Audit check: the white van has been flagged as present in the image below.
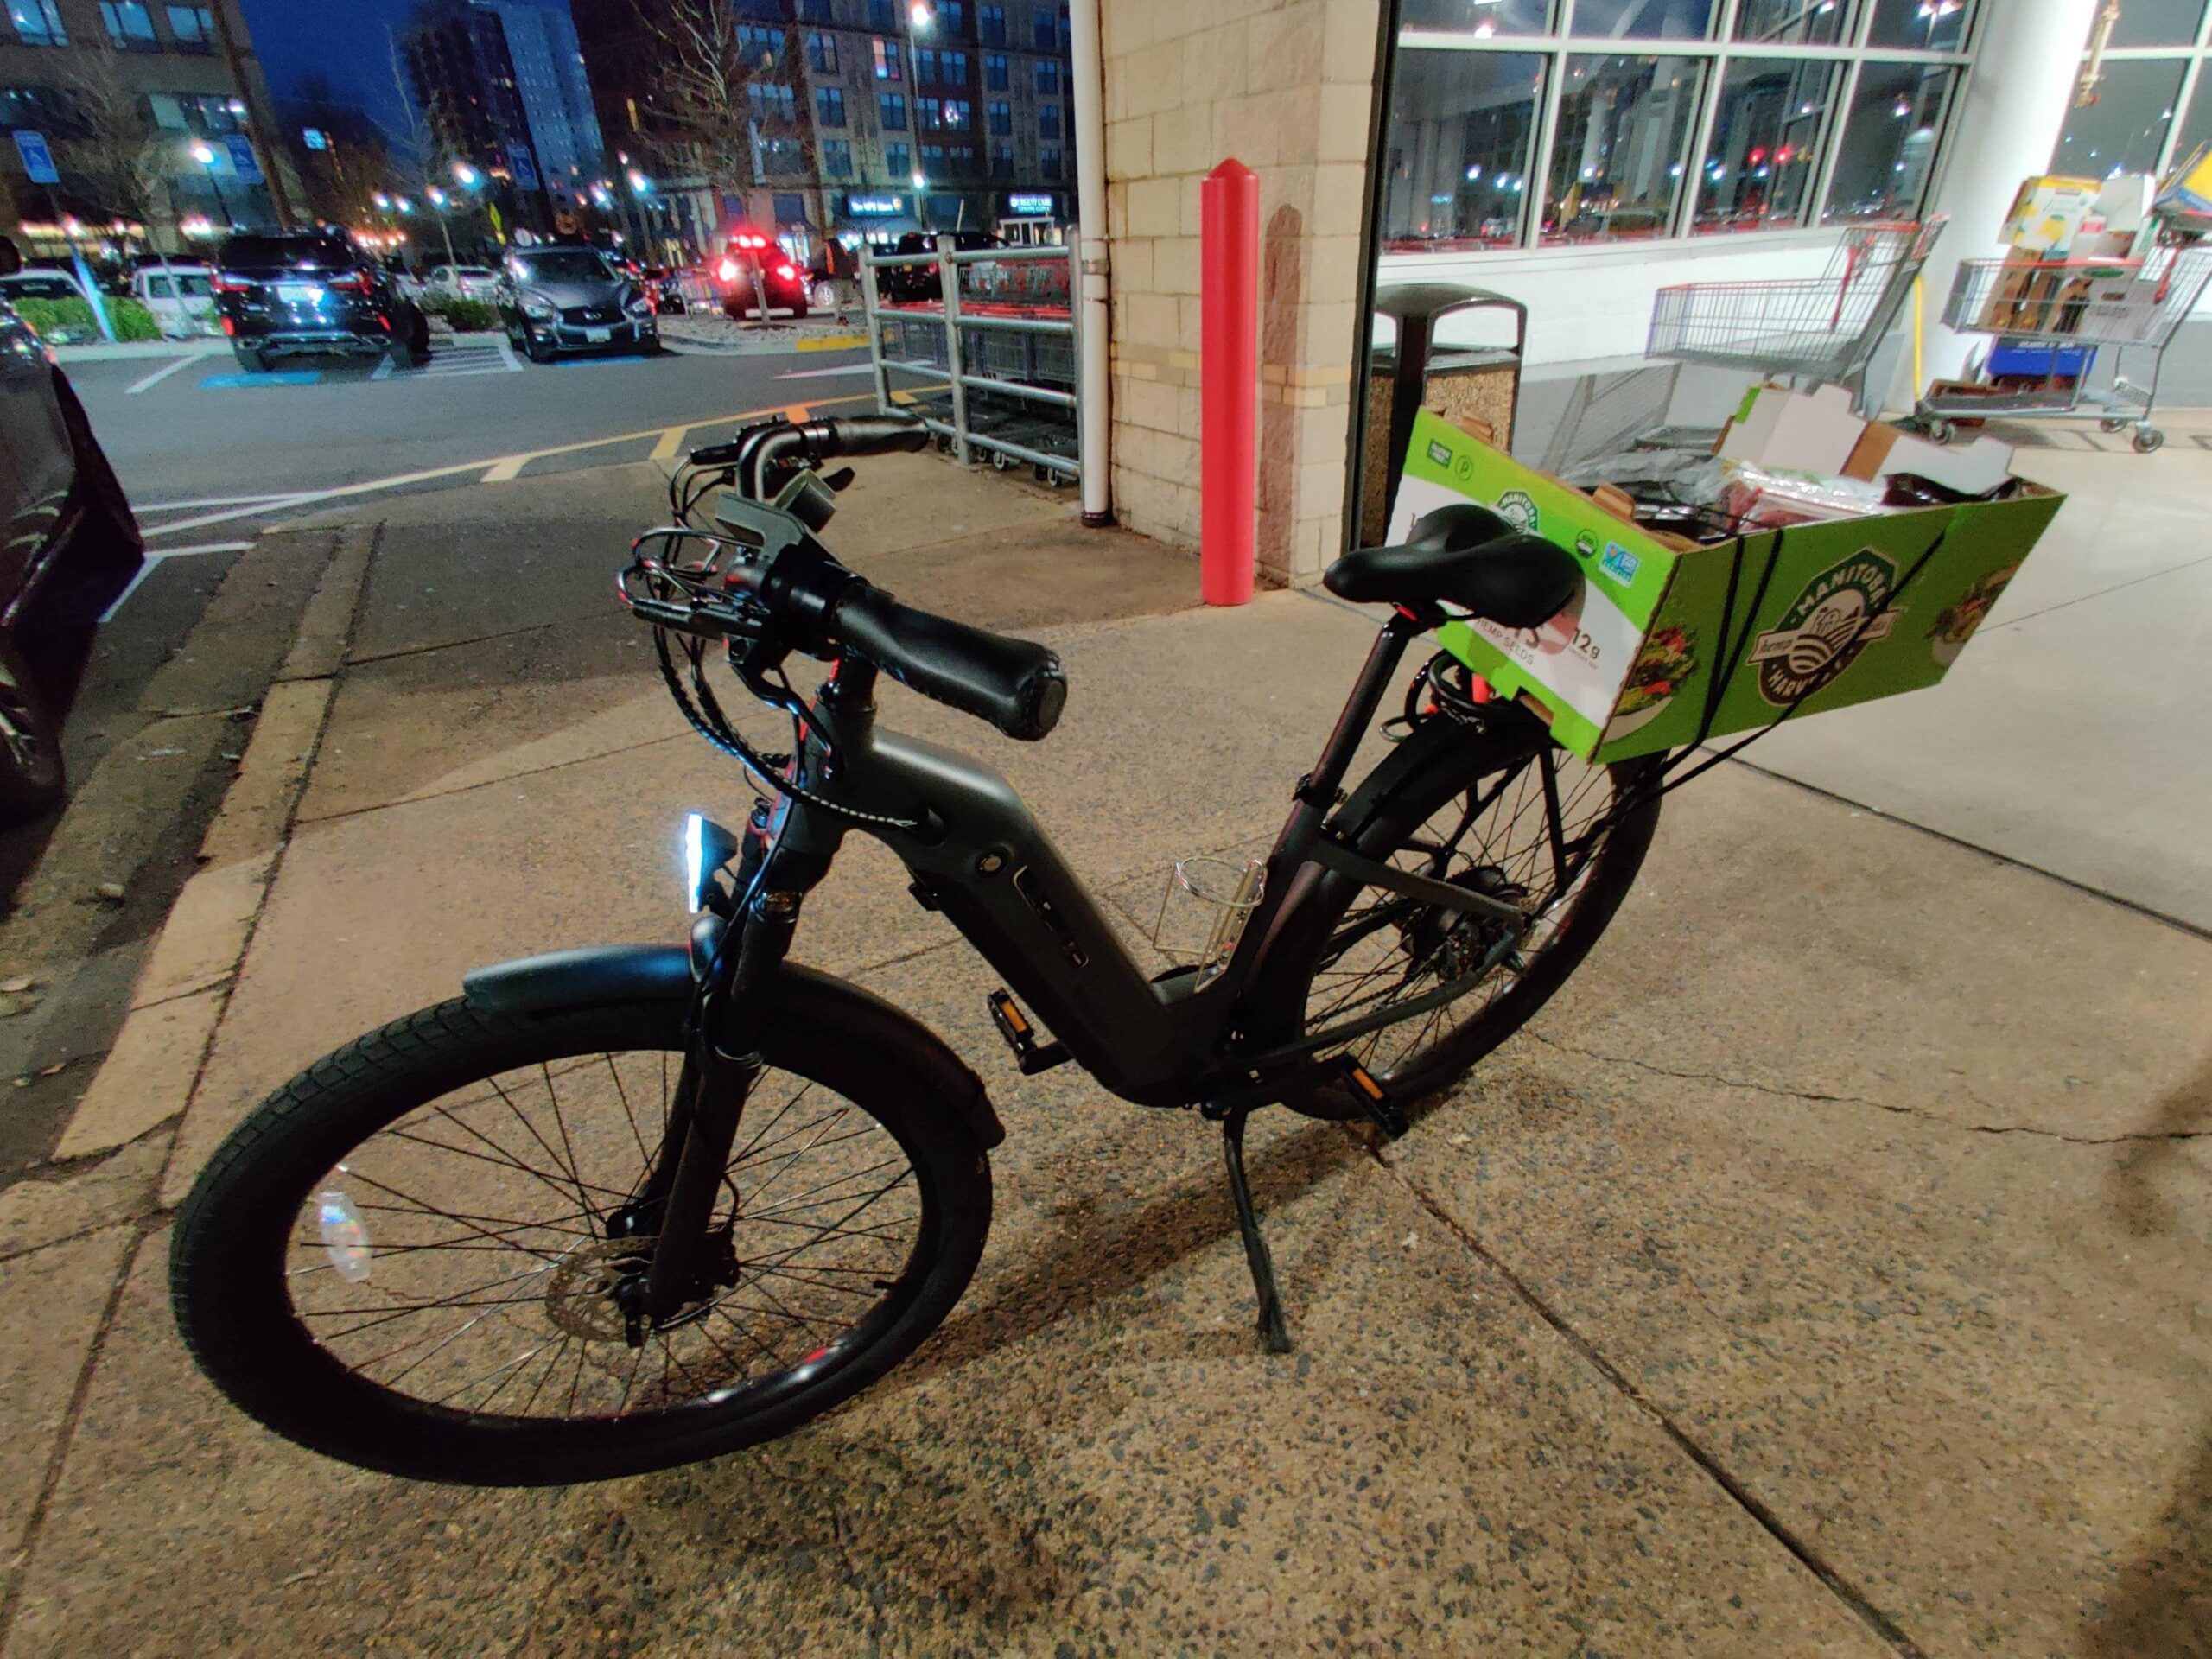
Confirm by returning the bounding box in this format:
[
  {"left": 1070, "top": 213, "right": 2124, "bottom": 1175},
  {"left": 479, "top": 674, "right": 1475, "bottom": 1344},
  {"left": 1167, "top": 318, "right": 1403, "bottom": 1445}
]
[{"left": 130, "top": 263, "right": 219, "bottom": 338}]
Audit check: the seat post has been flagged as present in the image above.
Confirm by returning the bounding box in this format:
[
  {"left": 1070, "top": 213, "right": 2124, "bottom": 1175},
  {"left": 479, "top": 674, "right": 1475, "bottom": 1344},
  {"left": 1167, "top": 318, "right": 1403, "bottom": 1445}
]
[{"left": 1299, "top": 607, "right": 1432, "bottom": 814}]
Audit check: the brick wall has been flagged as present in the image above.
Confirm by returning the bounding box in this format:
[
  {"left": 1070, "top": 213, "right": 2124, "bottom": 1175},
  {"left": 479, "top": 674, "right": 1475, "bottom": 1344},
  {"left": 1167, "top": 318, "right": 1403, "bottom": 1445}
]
[{"left": 1101, "top": 0, "right": 1377, "bottom": 585}]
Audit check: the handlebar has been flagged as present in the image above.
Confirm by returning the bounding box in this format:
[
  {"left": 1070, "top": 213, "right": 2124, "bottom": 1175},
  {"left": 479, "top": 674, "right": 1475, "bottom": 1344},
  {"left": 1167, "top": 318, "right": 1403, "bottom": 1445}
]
[
  {"left": 685, "top": 411, "right": 930, "bottom": 479},
  {"left": 832, "top": 585, "right": 1065, "bottom": 742}
]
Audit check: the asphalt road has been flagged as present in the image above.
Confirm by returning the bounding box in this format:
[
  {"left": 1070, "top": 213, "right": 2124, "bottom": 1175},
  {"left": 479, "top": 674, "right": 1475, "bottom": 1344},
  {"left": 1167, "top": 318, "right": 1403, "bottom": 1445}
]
[
  {"left": 67, "top": 331, "right": 875, "bottom": 542},
  {"left": 58, "top": 329, "right": 872, "bottom": 728}
]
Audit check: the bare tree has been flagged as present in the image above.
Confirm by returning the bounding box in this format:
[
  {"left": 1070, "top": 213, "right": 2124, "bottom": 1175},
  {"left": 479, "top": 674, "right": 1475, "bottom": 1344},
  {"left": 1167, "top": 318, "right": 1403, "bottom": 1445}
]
[
  {"left": 52, "top": 48, "right": 173, "bottom": 245},
  {"left": 634, "top": 1, "right": 827, "bottom": 215}
]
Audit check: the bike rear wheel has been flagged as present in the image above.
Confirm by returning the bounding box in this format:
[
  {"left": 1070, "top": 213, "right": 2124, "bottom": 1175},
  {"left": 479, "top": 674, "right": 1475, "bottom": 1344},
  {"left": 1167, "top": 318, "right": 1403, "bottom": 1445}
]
[
  {"left": 1251, "top": 709, "right": 1662, "bottom": 1117},
  {"left": 170, "top": 995, "right": 991, "bottom": 1485}
]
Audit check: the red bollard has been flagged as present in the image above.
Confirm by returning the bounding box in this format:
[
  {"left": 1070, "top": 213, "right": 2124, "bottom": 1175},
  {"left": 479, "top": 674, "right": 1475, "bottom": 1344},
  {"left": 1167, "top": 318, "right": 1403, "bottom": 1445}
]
[{"left": 1200, "top": 158, "right": 1259, "bottom": 607}]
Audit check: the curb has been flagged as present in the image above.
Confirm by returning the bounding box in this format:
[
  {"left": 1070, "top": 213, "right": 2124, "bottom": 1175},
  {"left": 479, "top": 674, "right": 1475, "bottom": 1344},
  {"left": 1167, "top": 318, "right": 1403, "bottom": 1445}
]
[{"left": 51, "top": 524, "right": 376, "bottom": 1168}]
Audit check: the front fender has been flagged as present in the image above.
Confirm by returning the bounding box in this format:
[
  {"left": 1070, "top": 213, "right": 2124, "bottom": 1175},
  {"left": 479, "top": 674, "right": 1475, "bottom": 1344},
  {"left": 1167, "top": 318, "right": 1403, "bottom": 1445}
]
[{"left": 462, "top": 944, "right": 1005, "bottom": 1150}]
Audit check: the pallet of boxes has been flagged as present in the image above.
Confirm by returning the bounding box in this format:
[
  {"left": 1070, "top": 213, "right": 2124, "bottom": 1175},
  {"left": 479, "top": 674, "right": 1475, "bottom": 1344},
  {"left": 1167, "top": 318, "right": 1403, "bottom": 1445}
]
[{"left": 1389, "top": 392, "right": 2061, "bottom": 760}]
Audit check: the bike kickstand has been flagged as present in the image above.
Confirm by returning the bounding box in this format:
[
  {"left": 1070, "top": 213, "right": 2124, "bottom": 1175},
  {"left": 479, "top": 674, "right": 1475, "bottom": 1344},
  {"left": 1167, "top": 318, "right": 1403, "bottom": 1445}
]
[{"left": 1217, "top": 1105, "right": 1294, "bottom": 1355}]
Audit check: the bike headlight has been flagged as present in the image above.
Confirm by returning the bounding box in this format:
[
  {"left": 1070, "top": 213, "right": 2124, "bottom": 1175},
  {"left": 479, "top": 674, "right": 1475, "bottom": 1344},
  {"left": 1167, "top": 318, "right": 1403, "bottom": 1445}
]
[
  {"left": 520, "top": 294, "right": 556, "bottom": 321},
  {"left": 682, "top": 812, "right": 741, "bottom": 912}
]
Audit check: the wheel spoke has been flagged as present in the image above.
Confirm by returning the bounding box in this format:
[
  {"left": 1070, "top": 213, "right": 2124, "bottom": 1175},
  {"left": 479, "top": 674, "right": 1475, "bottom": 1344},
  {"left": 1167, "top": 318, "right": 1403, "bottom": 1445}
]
[{"left": 267, "top": 1040, "right": 936, "bottom": 1431}]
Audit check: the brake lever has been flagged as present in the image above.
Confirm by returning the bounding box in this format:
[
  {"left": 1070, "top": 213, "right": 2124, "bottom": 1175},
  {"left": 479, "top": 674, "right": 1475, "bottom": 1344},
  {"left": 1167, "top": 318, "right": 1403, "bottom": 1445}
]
[{"left": 823, "top": 467, "right": 856, "bottom": 494}]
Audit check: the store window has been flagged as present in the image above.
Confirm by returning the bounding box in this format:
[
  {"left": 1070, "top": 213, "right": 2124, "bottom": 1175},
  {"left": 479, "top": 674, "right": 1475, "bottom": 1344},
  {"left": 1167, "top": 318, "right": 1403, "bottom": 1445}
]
[
  {"left": 2107, "top": 0, "right": 2204, "bottom": 48},
  {"left": 1865, "top": 0, "right": 1972, "bottom": 52},
  {"left": 1542, "top": 54, "right": 1704, "bottom": 243},
  {"left": 1732, "top": 0, "right": 1849, "bottom": 47},
  {"left": 1568, "top": 0, "right": 1712, "bottom": 39},
  {"left": 2170, "top": 68, "right": 2212, "bottom": 166},
  {"left": 1401, "top": 0, "right": 1554, "bottom": 33},
  {"left": 2054, "top": 57, "right": 2188, "bottom": 177},
  {"left": 1381, "top": 0, "right": 1973, "bottom": 251},
  {"left": 1383, "top": 49, "right": 1544, "bottom": 249},
  {"left": 1822, "top": 60, "right": 1952, "bottom": 223},
  {"left": 1694, "top": 58, "right": 1836, "bottom": 233}
]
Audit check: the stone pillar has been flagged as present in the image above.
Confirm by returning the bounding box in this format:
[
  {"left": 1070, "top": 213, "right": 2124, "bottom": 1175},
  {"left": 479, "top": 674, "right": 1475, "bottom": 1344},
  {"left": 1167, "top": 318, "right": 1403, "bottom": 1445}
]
[
  {"left": 1102, "top": 0, "right": 1379, "bottom": 586},
  {"left": 1916, "top": 0, "right": 2098, "bottom": 387}
]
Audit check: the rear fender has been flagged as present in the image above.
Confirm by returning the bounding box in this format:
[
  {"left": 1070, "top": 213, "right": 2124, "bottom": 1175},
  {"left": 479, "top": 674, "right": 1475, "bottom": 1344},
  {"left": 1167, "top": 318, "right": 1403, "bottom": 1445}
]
[{"left": 463, "top": 944, "right": 1004, "bottom": 1149}]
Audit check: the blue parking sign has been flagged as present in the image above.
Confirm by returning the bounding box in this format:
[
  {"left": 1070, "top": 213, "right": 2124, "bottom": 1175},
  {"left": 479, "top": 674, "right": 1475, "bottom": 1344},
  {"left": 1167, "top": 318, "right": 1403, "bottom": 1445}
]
[
  {"left": 11, "top": 130, "right": 59, "bottom": 187},
  {"left": 508, "top": 144, "right": 539, "bottom": 188},
  {"left": 224, "top": 134, "right": 262, "bottom": 183}
]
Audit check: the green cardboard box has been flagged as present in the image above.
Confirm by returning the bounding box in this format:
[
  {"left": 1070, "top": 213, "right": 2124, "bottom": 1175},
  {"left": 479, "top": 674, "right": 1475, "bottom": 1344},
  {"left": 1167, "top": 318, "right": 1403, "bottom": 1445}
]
[{"left": 1392, "top": 410, "right": 2065, "bottom": 762}]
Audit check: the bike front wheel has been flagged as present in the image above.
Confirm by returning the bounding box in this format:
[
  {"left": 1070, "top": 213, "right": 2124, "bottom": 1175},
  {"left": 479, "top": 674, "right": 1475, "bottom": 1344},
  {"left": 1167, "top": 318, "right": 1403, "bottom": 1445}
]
[{"left": 170, "top": 994, "right": 992, "bottom": 1485}]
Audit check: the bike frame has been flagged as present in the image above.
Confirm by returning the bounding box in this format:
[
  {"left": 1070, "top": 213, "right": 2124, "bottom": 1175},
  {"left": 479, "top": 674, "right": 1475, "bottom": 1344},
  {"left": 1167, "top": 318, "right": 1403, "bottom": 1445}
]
[{"left": 706, "top": 606, "right": 1529, "bottom": 1114}]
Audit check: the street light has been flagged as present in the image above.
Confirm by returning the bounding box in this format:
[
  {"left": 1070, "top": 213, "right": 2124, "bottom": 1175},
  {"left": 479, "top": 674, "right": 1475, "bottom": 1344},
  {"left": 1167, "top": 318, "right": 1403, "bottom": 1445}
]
[
  {"left": 627, "top": 169, "right": 651, "bottom": 194},
  {"left": 453, "top": 162, "right": 480, "bottom": 187},
  {"left": 189, "top": 140, "right": 232, "bottom": 228},
  {"left": 372, "top": 191, "right": 391, "bottom": 211},
  {"left": 909, "top": 1, "right": 931, "bottom": 26}
]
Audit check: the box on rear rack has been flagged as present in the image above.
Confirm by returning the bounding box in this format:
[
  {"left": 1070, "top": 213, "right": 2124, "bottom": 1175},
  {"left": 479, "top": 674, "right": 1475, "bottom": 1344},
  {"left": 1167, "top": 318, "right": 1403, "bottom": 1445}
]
[{"left": 1389, "top": 407, "right": 2064, "bottom": 763}]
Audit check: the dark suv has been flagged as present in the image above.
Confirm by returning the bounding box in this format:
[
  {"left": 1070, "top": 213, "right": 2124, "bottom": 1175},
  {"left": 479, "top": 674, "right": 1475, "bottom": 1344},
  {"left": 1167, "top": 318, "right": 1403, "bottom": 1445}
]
[
  {"left": 878, "top": 231, "right": 1006, "bottom": 304},
  {"left": 212, "top": 232, "right": 429, "bottom": 372}
]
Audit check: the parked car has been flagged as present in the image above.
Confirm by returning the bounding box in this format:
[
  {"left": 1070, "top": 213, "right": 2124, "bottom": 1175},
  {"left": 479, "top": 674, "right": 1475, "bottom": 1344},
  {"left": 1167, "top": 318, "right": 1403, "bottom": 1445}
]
[
  {"left": 876, "top": 231, "right": 1006, "bottom": 304},
  {"left": 805, "top": 243, "right": 861, "bottom": 312},
  {"left": 426, "top": 264, "right": 500, "bottom": 303},
  {"left": 0, "top": 255, "right": 144, "bottom": 823},
  {"left": 130, "top": 262, "right": 219, "bottom": 338},
  {"left": 211, "top": 232, "right": 431, "bottom": 372},
  {"left": 715, "top": 232, "right": 809, "bottom": 320},
  {"left": 644, "top": 265, "right": 688, "bottom": 315},
  {"left": 494, "top": 245, "right": 658, "bottom": 363},
  {"left": 0, "top": 270, "right": 99, "bottom": 342}
]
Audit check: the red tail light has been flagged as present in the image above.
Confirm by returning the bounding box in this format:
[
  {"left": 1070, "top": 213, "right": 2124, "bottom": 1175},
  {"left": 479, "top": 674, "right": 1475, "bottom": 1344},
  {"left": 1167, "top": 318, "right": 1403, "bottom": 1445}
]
[
  {"left": 717, "top": 257, "right": 740, "bottom": 283},
  {"left": 219, "top": 315, "right": 234, "bottom": 335},
  {"left": 776, "top": 264, "right": 797, "bottom": 281},
  {"left": 325, "top": 270, "right": 370, "bottom": 291},
  {"left": 210, "top": 274, "right": 253, "bottom": 293}
]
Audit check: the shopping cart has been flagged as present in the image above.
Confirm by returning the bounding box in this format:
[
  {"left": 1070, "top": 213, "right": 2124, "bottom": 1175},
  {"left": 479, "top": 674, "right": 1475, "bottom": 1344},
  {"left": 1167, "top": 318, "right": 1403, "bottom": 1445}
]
[
  {"left": 1911, "top": 238, "right": 2212, "bottom": 454},
  {"left": 1646, "top": 219, "right": 1945, "bottom": 415}
]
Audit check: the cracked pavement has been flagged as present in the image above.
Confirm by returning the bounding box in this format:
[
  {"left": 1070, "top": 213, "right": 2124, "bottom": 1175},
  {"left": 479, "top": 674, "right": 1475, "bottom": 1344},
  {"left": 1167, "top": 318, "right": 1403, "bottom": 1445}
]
[{"left": 0, "top": 455, "right": 2205, "bottom": 1656}]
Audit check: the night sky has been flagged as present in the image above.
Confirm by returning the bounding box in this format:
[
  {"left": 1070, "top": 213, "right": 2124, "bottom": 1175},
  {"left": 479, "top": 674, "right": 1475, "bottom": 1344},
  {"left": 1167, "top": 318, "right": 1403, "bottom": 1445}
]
[{"left": 238, "top": 0, "right": 429, "bottom": 146}]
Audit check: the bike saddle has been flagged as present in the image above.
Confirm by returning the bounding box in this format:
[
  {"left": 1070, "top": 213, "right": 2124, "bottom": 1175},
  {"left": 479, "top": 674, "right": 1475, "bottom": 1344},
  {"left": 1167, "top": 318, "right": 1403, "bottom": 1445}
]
[{"left": 1324, "top": 503, "right": 1580, "bottom": 628}]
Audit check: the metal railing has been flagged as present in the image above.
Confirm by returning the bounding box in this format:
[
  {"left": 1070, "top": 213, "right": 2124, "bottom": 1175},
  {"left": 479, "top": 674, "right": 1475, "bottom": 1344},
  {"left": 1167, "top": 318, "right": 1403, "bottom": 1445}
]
[{"left": 860, "top": 235, "right": 1083, "bottom": 482}]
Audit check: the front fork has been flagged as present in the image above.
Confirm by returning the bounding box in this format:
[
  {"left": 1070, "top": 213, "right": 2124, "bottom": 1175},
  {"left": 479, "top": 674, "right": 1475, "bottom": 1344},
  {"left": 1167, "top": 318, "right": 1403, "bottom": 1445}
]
[{"left": 621, "top": 803, "right": 831, "bottom": 1329}]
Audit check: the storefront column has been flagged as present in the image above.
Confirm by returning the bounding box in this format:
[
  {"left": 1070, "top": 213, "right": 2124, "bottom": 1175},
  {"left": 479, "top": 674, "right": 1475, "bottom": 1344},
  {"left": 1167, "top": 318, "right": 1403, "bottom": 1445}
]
[
  {"left": 1916, "top": 0, "right": 2096, "bottom": 389},
  {"left": 1101, "top": 0, "right": 1380, "bottom": 585}
]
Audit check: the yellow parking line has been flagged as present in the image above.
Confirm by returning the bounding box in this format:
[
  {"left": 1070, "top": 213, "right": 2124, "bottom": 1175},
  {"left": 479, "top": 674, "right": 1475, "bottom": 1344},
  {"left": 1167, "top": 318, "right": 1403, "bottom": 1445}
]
[
  {"left": 650, "top": 425, "right": 688, "bottom": 461},
  {"left": 795, "top": 333, "right": 867, "bottom": 352},
  {"left": 480, "top": 454, "right": 529, "bottom": 483}
]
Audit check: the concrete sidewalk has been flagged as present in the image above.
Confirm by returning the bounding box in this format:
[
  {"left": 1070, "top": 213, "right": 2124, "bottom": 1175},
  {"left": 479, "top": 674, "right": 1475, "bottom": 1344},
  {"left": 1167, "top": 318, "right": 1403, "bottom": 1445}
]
[{"left": 1, "top": 454, "right": 2205, "bottom": 1656}]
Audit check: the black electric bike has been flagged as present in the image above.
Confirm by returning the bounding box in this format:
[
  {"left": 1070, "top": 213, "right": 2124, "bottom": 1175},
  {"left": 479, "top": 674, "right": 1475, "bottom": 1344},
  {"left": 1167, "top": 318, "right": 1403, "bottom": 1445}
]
[{"left": 170, "top": 412, "right": 1662, "bottom": 1485}]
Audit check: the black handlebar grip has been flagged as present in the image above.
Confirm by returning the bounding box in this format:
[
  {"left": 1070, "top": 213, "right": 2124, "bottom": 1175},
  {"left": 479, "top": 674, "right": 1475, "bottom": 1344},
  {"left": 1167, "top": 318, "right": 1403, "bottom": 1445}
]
[
  {"left": 819, "top": 414, "right": 931, "bottom": 457},
  {"left": 832, "top": 584, "right": 1066, "bottom": 741}
]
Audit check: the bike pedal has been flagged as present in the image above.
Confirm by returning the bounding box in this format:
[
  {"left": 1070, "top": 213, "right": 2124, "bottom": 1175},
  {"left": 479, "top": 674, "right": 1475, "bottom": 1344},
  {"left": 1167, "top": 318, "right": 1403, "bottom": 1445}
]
[
  {"left": 987, "top": 988, "right": 1071, "bottom": 1077},
  {"left": 1341, "top": 1060, "right": 1408, "bottom": 1140}
]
